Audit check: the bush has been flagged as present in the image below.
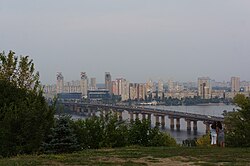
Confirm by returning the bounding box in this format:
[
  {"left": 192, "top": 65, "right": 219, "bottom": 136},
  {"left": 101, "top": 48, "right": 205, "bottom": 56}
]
[
  {"left": 72, "top": 113, "right": 176, "bottom": 150},
  {"left": 196, "top": 133, "right": 211, "bottom": 147},
  {"left": 224, "top": 94, "right": 250, "bottom": 147}
]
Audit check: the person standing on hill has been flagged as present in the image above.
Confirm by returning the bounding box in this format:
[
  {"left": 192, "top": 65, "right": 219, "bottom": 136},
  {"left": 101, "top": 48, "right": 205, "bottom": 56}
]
[
  {"left": 210, "top": 121, "right": 217, "bottom": 146},
  {"left": 217, "top": 121, "right": 225, "bottom": 147}
]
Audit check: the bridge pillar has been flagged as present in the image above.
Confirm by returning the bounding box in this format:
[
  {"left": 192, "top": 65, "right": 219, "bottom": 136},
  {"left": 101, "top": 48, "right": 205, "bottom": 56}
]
[
  {"left": 118, "top": 111, "right": 123, "bottom": 121},
  {"left": 155, "top": 115, "right": 160, "bottom": 126},
  {"left": 186, "top": 119, "right": 191, "bottom": 131},
  {"left": 161, "top": 115, "right": 165, "bottom": 129},
  {"left": 142, "top": 113, "right": 146, "bottom": 120},
  {"left": 176, "top": 118, "right": 180, "bottom": 131},
  {"left": 92, "top": 110, "right": 96, "bottom": 117},
  {"left": 193, "top": 120, "right": 197, "bottom": 131},
  {"left": 130, "top": 112, "right": 134, "bottom": 122},
  {"left": 88, "top": 108, "right": 92, "bottom": 117},
  {"left": 147, "top": 114, "right": 151, "bottom": 122},
  {"left": 135, "top": 113, "right": 139, "bottom": 120},
  {"left": 204, "top": 122, "right": 210, "bottom": 133},
  {"left": 169, "top": 117, "right": 175, "bottom": 130}
]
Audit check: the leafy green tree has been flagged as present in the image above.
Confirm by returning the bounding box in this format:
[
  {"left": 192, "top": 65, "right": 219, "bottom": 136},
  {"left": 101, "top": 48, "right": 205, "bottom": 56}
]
[
  {"left": 128, "top": 119, "right": 176, "bottom": 147},
  {"left": 42, "top": 115, "right": 79, "bottom": 154},
  {"left": 0, "top": 80, "right": 54, "bottom": 156},
  {"left": 224, "top": 94, "right": 250, "bottom": 147},
  {"left": 73, "top": 116, "right": 104, "bottom": 149},
  {"left": 128, "top": 119, "right": 151, "bottom": 146},
  {"left": 0, "top": 50, "right": 54, "bottom": 157},
  {"left": 148, "top": 126, "right": 176, "bottom": 147},
  {"left": 102, "top": 113, "right": 128, "bottom": 147},
  {"left": 0, "top": 51, "right": 40, "bottom": 91}
]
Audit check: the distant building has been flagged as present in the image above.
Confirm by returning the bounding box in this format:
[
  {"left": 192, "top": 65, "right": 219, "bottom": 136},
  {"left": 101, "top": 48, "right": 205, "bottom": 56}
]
[
  {"left": 167, "top": 80, "right": 174, "bottom": 92},
  {"left": 105, "top": 72, "right": 112, "bottom": 94},
  {"left": 57, "top": 92, "right": 82, "bottom": 101},
  {"left": 114, "top": 78, "right": 129, "bottom": 101},
  {"left": 198, "top": 77, "right": 211, "bottom": 99},
  {"left": 158, "top": 79, "right": 164, "bottom": 93},
  {"left": 231, "top": 77, "right": 240, "bottom": 92},
  {"left": 80, "top": 72, "right": 88, "bottom": 98},
  {"left": 129, "top": 83, "right": 137, "bottom": 100},
  {"left": 146, "top": 79, "right": 153, "bottom": 94},
  {"left": 138, "top": 84, "right": 146, "bottom": 100},
  {"left": 56, "top": 72, "right": 64, "bottom": 94},
  {"left": 90, "top": 77, "right": 97, "bottom": 90},
  {"left": 88, "top": 89, "right": 111, "bottom": 101},
  {"left": 112, "top": 80, "right": 118, "bottom": 95}
]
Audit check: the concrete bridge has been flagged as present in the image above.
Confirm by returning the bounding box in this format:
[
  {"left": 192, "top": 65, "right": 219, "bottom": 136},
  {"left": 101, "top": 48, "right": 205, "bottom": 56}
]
[{"left": 61, "top": 102, "right": 224, "bottom": 133}]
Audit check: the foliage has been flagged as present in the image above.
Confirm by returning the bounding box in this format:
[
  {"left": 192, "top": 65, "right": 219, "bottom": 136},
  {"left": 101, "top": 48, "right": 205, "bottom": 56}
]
[
  {"left": 73, "top": 116, "right": 104, "bottom": 149},
  {"left": 73, "top": 113, "right": 129, "bottom": 149},
  {"left": 0, "top": 51, "right": 54, "bottom": 157},
  {"left": 0, "top": 80, "right": 54, "bottom": 157},
  {"left": 73, "top": 113, "right": 176, "bottom": 150},
  {"left": 224, "top": 94, "right": 250, "bottom": 147},
  {"left": 196, "top": 133, "right": 211, "bottom": 147},
  {"left": 42, "top": 115, "right": 79, "bottom": 154},
  {"left": 0, "top": 51, "right": 40, "bottom": 91},
  {"left": 101, "top": 113, "right": 129, "bottom": 148}
]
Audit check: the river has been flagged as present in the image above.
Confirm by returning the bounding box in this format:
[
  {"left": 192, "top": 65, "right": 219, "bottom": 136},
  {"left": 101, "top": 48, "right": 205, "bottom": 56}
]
[{"left": 143, "top": 104, "right": 236, "bottom": 143}]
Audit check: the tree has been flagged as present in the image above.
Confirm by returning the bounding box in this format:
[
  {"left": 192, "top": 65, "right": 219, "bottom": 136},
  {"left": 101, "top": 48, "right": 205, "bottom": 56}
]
[
  {"left": 0, "top": 51, "right": 40, "bottom": 91},
  {"left": 42, "top": 115, "right": 79, "bottom": 154},
  {"left": 0, "top": 50, "right": 54, "bottom": 157},
  {"left": 128, "top": 119, "right": 176, "bottom": 147},
  {"left": 224, "top": 94, "right": 250, "bottom": 147}
]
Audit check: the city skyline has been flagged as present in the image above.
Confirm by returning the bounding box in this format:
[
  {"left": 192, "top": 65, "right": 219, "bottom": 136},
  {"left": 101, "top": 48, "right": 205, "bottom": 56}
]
[
  {"left": 43, "top": 72, "right": 250, "bottom": 101},
  {"left": 50, "top": 71, "right": 244, "bottom": 85},
  {"left": 1, "top": 0, "right": 250, "bottom": 84}
]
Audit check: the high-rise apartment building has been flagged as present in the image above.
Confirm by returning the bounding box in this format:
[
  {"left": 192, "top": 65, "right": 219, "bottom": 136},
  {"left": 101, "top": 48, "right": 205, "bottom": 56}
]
[
  {"left": 167, "top": 80, "right": 174, "bottom": 92},
  {"left": 231, "top": 77, "right": 240, "bottom": 92},
  {"left": 158, "top": 79, "right": 164, "bottom": 93},
  {"left": 115, "top": 78, "right": 129, "bottom": 101},
  {"left": 80, "top": 72, "right": 88, "bottom": 98},
  {"left": 198, "top": 77, "right": 211, "bottom": 99},
  {"left": 138, "top": 84, "right": 146, "bottom": 100},
  {"left": 105, "top": 72, "right": 112, "bottom": 94},
  {"left": 90, "top": 77, "right": 97, "bottom": 90},
  {"left": 146, "top": 79, "right": 153, "bottom": 94},
  {"left": 112, "top": 80, "right": 118, "bottom": 95},
  {"left": 56, "top": 72, "right": 64, "bottom": 94},
  {"left": 129, "top": 83, "right": 137, "bottom": 100}
]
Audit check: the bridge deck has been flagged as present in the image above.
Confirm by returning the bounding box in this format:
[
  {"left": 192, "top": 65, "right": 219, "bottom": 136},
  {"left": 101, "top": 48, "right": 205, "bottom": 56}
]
[{"left": 62, "top": 102, "right": 224, "bottom": 122}]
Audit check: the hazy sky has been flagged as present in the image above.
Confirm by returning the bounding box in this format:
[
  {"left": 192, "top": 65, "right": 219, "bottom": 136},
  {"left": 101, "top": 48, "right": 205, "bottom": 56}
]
[{"left": 1, "top": 0, "right": 250, "bottom": 84}]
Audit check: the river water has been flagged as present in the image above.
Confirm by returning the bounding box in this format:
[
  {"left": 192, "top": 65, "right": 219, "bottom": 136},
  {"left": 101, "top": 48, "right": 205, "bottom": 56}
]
[
  {"left": 71, "top": 104, "right": 236, "bottom": 144},
  {"left": 144, "top": 104, "right": 236, "bottom": 143}
]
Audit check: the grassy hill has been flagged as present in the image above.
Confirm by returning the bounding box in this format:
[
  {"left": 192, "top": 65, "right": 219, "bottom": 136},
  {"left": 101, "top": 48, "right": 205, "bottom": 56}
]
[{"left": 1, "top": 146, "right": 250, "bottom": 165}]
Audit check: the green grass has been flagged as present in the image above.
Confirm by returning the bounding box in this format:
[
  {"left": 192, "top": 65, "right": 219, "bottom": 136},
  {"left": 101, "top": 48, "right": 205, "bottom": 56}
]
[{"left": 1, "top": 147, "right": 250, "bottom": 165}]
